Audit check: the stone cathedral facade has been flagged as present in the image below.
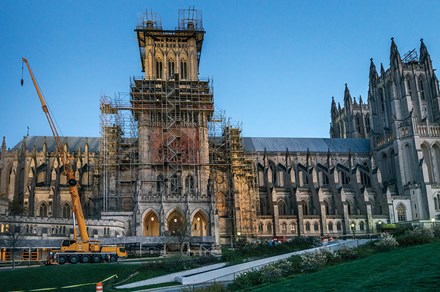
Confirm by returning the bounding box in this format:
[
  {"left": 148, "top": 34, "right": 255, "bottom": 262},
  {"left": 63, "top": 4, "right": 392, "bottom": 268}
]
[{"left": 1, "top": 10, "right": 440, "bottom": 247}]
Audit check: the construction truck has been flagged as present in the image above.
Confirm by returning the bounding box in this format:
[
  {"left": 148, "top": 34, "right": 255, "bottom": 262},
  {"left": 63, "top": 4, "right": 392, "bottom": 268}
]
[{"left": 22, "top": 58, "right": 127, "bottom": 264}]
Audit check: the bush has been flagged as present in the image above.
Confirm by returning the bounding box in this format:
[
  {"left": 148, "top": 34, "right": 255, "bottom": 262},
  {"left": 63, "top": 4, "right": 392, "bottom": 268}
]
[
  {"left": 433, "top": 225, "right": 440, "bottom": 238},
  {"left": 259, "top": 262, "right": 287, "bottom": 283},
  {"left": 300, "top": 250, "right": 328, "bottom": 272},
  {"left": 396, "top": 227, "right": 434, "bottom": 246},
  {"left": 374, "top": 233, "right": 399, "bottom": 251},
  {"left": 229, "top": 270, "right": 262, "bottom": 290},
  {"left": 337, "top": 247, "right": 358, "bottom": 260}
]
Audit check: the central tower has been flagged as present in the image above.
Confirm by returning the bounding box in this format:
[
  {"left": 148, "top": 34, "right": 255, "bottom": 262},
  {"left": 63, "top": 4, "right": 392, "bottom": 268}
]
[{"left": 130, "top": 9, "right": 215, "bottom": 238}]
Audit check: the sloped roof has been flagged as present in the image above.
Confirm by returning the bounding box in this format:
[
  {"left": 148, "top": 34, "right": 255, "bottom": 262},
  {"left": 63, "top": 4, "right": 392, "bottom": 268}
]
[
  {"left": 242, "top": 137, "right": 370, "bottom": 154},
  {"left": 11, "top": 136, "right": 100, "bottom": 153}
]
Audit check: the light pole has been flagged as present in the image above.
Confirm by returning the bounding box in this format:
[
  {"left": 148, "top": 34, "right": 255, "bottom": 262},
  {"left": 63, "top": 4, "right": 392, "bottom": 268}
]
[
  {"left": 350, "top": 222, "right": 356, "bottom": 239},
  {"left": 431, "top": 218, "right": 436, "bottom": 228},
  {"left": 377, "top": 221, "right": 382, "bottom": 233}
]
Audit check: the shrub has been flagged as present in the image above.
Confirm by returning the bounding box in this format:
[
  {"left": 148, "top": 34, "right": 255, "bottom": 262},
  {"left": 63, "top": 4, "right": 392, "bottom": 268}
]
[
  {"left": 337, "top": 247, "right": 358, "bottom": 260},
  {"left": 259, "top": 262, "right": 287, "bottom": 283},
  {"left": 433, "top": 225, "right": 440, "bottom": 238},
  {"left": 374, "top": 232, "right": 399, "bottom": 251},
  {"left": 300, "top": 250, "right": 328, "bottom": 272},
  {"left": 287, "top": 255, "right": 303, "bottom": 273},
  {"left": 229, "top": 270, "right": 262, "bottom": 290},
  {"left": 320, "top": 248, "right": 342, "bottom": 264},
  {"left": 396, "top": 227, "right": 434, "bottom": 246}
]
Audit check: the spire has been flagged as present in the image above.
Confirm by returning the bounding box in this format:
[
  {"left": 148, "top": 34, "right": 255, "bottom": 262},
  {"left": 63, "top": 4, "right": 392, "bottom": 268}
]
[
  {"left": 331, "top": 96, "right": 338, "bottom": 118},
  {"left": 344, "top": 83, "right": 352, "bottom": 109},
  {"left": 380, "top": 63, "right": 386, "bottom": 76},
  {"left": 1, "top": 136, "right": 6, "bottom": 157},
  {"left": 369, "top": 58, "right": 379, "bottom": 83},
  {"left": 419, "top": 38, "right": 433, "bottom": 72},
  {"left": 338, "top": 102, "right": 342, "bottom": 111},
  {"left": 390, "top": 37, "right": 402, "bottom": 69}
]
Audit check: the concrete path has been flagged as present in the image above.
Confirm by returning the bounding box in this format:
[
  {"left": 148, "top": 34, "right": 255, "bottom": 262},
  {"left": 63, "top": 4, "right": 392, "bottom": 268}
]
[{"left": 116, "top": 239, "right": 370, "bottom": 291}]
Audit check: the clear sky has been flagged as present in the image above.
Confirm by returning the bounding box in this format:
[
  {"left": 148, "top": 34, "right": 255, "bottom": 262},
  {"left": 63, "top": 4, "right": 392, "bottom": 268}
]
[{"left": 2, "top": 0, "right": 440, "bottom": 148}]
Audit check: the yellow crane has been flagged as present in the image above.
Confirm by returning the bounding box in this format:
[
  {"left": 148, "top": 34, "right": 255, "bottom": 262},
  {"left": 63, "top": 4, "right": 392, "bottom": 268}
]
[{"left": 22, "top": 57, "right": 127, "bottom": 264}]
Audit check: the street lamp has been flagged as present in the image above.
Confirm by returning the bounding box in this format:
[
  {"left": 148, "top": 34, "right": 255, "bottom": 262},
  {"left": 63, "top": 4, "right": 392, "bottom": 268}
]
[
  {"left": 377, "top": 221, "right": 382, "bottom": 233},
  {"left": 350, "top": 222, "right": 356, "bottom": 239},
  {"left": 431, "top": 218, "right": 436, "bottom": 228}
]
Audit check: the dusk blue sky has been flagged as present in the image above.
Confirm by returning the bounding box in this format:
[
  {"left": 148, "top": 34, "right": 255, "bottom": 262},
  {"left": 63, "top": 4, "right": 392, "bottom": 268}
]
[{"left": 2, "top": 1, "right": 440, "bottom": 148}]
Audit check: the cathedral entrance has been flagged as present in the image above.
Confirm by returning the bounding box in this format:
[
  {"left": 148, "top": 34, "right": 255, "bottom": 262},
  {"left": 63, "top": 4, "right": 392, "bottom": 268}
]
[
  {"left": 167, "top": 210, "right": 185, "bottom": 235},
  {"left": 192, "top": 211, "right": 208, "bottom": 236},
  {"left": 143, "top": 211, "right": 160, "bottom": 236}
]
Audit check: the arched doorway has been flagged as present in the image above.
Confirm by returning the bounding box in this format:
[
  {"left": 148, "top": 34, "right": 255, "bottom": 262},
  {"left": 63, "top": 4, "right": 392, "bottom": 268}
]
[
  {"left": 143, "top": 211, "right": 160, "bottom": 236},
  {"left": 192, "top": 211, "right": 208, "bottom": 236},
  {"left": 167, "top": 210, "right": 185, "bottom": 236}
]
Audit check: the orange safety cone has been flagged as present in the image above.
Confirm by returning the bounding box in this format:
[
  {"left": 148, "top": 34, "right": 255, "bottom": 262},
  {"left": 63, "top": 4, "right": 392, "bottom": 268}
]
[{"left": 96, "top": 282, "right": 103, "bottom": 292}]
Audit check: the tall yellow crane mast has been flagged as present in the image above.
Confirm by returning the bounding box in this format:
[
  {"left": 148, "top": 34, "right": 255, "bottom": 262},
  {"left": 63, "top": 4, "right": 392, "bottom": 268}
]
[
  {"left": 22, "top": 57, "right": 127, "bottom": 264},
  {"left": 21, "top": 57, "right": 89, "bottom": 243}
]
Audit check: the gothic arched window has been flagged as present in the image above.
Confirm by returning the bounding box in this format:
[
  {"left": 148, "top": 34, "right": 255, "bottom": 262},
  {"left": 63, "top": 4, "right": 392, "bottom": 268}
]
[
  {"left": 355, "top": 113, "right": 361, "bottom": 133},
  {"left": 328, "top": 221, "right": 334, "bottom": 231},
  {"left": 258, "top": 223, "right": 263, "bottom": 234},
  {"left": 278, "top": 200, "right": 287, "bottom": 216},
  {"left": 314, "top": 222, "right": 319, "bottom": 232},
  {"left": 267, "top": 222, "right": 272, "bottom": 234},
  {"left": 397, "top": 203, "right": 407, "bottom": 222},
  {"left": 301, "top": 200, "right": 308, "bottom": 215},
  {"left": 39, "top": 202, "right": 48, "bottom": 218},
  {"left": 185, "top": 174, "right": 195, "bottom": 193},
  {"left": 157, "top": 174, "right": 164, "bottom": 194},
  {"left": 418, "top": 76, "right": 425, "bottom": 100},
  {"left": 156, "top": 59, "right": 163, "bottom": 79},
  {"left": 62, "top": 202, "right": 71, "bottom": 219},
  {"left": 406, "top": 78, "right": 411, "bottom": 97},
  {"left": 168, "top": 60, "right": 175, "bottom": 78},
  {"left": 170, "top": 174, "right": 179, "bottom": 194},
  {"left": 281, "top": 222, "right": 287, "bottom": 234},
  {"left": 180, "top": 60, "right": 188, "bottom": 79},
  {"left": 305, "top": 221, "right": 311, "bottom": 232}
]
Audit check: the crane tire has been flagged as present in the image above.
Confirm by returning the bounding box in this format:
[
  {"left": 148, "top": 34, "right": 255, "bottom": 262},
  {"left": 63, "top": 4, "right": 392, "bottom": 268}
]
[
  {"left": 69, "top": 255, "right": 79, "bottom": 264},
  {"left": 58, "top": 256, "right": 66, "bottom": 265},
  {"left": 82, "top": 255, "right": 90, "bottom": 263},
  {"left": 92, "top": 255, "right": 101, "bottom": 263},
  {"left": 110, "top": 255, "right": 117, "bottom": 262}
]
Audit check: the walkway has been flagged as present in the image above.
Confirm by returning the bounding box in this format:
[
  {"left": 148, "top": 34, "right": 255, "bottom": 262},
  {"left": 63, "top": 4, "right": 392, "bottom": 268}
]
[{"left": 116, "top": 239, "right": 370, "bottom": 291}]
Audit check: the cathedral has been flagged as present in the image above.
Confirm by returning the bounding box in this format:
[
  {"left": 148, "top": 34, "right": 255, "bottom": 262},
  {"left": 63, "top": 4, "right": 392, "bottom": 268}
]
[{"left": 1, "top": 9, "right": 440, "bottom": 248}]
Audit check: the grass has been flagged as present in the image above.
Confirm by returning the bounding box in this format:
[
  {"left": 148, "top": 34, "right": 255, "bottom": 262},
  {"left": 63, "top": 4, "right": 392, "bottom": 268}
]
[
  {"left": 0, "top": 255, "right": 219, "bottom": 291},
  {"left": 247, "top": 242, "right": 440, "bottom": 291}
]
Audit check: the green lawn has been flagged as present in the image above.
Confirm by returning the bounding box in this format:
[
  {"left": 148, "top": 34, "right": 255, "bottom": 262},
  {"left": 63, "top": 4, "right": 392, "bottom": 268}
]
[
  {"left": 0, "top": 262, "right": 163, "bottom": 292},
  {"left": 248, "top": 242, "right": 440, "bottom": 292}
]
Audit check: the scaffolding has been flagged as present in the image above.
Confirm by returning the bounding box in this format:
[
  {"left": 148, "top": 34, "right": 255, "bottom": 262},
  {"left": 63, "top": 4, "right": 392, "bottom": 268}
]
[
  {"left": 97, "top": 9, "right": 257, "bottom": 242},
  {"left": 100, "top": 93, "right": 138, "bottom": 212}
]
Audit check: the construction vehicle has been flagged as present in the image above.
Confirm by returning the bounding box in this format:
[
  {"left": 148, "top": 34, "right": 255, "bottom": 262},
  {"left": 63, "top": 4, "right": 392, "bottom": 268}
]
[{"left": 22, "top": 57, "right": 127, "bottom": 264}]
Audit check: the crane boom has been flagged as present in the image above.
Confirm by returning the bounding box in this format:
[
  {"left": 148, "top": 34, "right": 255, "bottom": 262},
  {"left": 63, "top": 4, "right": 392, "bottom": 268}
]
[{"left": 22, "top": 57, "right": 89, "bottom": 243}]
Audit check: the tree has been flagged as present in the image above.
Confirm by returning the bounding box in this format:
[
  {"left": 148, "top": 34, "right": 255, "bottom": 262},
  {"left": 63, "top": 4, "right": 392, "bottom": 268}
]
[{"left": 0, "top": 219, "right": 27, "bottom": 269}]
